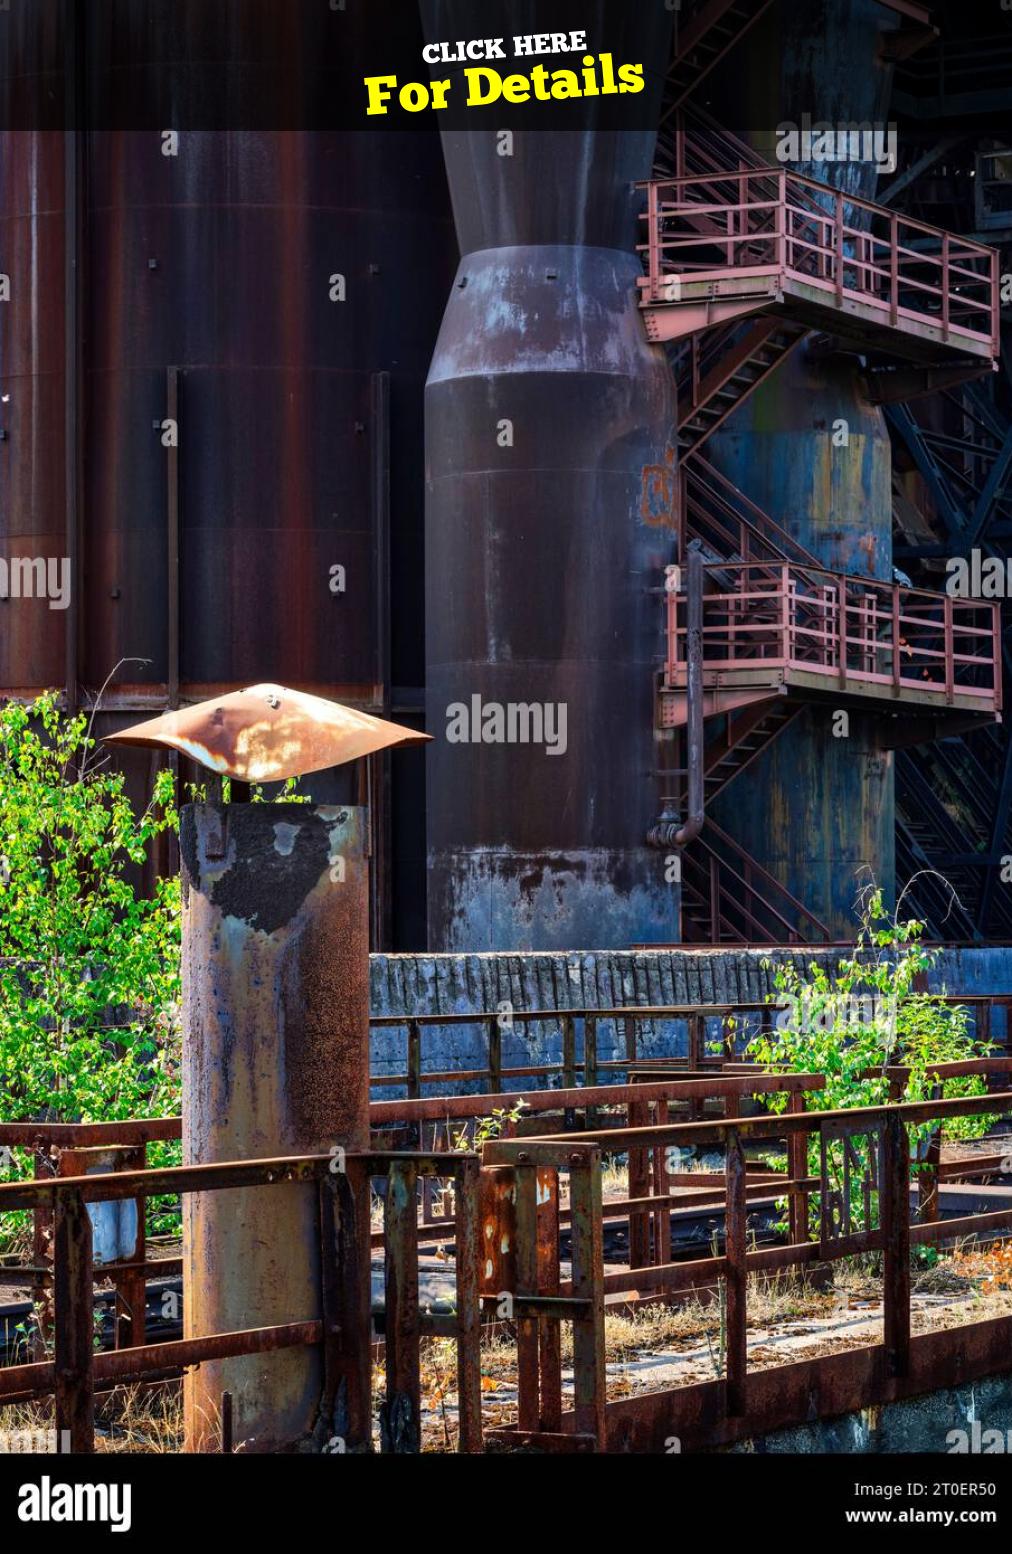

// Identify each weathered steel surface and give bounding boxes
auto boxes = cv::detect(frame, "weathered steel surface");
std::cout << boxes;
[568,1146,606,1445]
[422,2,678,951]
[0,130,68,694]
[53,1190,95,1453]
[380,1158,421,1453]
[318,1162,373,1452]
[105,683,429,779]
[181,801,370,1452]
[723,1129,747,1417]
[587,1313,1012,1453]
[882,1110,912,1378]
[703,0,897,933]
[452,1155,483,1454]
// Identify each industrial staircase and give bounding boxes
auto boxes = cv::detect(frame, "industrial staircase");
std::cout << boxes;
[680,454,821,568]
[639,117,1003,946]
[671,697,803,811]
[679,817,832,944]
[672,317,809,455]
[886,371,1012,939]
[639,160,998,368]
[663,0,776,119]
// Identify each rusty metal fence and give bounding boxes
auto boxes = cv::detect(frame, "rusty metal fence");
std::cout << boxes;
[0,1149,482,1455]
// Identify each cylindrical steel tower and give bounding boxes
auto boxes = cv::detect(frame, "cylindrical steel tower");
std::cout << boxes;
[422,3,679,950]
[0,5,454,939]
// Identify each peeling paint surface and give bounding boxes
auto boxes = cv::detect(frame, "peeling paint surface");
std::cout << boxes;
[181,803,370,1452]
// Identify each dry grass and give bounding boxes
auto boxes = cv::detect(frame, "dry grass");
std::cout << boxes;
[2,1244,1010,1453]
[1,1382,183,1455]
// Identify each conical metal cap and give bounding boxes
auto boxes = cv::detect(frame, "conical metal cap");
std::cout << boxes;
[103,684,431,781]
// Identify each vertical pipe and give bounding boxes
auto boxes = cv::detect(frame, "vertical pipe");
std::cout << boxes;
[371,371,392,949]
[569,1146,606,1447]
[536,1164,563,1433]
[422,2,677,952]
[724,1128,747,1417]
[181,802,370,1452]
[676,545,705,846]
[513,1161,540,1432]
[453,1155,483,1454]
[882,1110,911,1378]
[63,124,81,714]
[317,1160,372,1452]
[166,368,180,711]
[54,1191,94,1453]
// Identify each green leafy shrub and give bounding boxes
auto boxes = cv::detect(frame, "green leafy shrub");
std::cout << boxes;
[0,692,180,1126]
[744,888,995,1239]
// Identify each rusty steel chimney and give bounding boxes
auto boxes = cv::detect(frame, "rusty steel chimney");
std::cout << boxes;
[106,685,429,1451]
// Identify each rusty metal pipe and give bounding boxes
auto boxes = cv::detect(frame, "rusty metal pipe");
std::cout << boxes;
[675,544,705,847]
[181,802,371,1453]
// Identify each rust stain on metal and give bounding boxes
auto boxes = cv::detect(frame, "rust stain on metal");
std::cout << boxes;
[640,445,679,529]
[104,683,430,781]
[181,800,371,1450]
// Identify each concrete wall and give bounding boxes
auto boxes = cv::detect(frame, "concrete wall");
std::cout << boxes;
[368,944,1012,1091]
[728,1371,1012,1454]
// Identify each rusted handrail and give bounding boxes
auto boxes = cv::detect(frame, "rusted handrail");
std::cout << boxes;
[482,1088,1012,1448]
[637,164,999,357]
[664,561,1001,709]
[0,1149,482,1457]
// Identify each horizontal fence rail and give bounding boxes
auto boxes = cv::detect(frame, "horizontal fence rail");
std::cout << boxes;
[3,1000,1012,1453]
[481,1087,1012,1450]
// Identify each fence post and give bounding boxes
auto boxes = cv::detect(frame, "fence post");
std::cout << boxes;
[487,1015,503,1094]
[537,1165,563,1433]
[54,1189,95,1454]
[453,1156,483,1454]
[318,1159,373,1451]
[890,211,899,327]
[834,191,844,303]
[627,1096,652,1269]
[584,1014,599,1132]
[882,1110,911,1379]
[407,1019,422,1100]
[513,1159,540,1431]
[787,1089,809,1246]
[569,1146,606,1448]
[380,1160,421,1453]
[561,1014,577,1131]
[724,1129,747,1418]
[114,1144,147,1350]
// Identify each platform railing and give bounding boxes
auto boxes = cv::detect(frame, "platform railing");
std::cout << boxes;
[4,1061,1012,1454]
[483,1086,1012,1451]
[638,166,999,357]
[664,561,1001,709]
